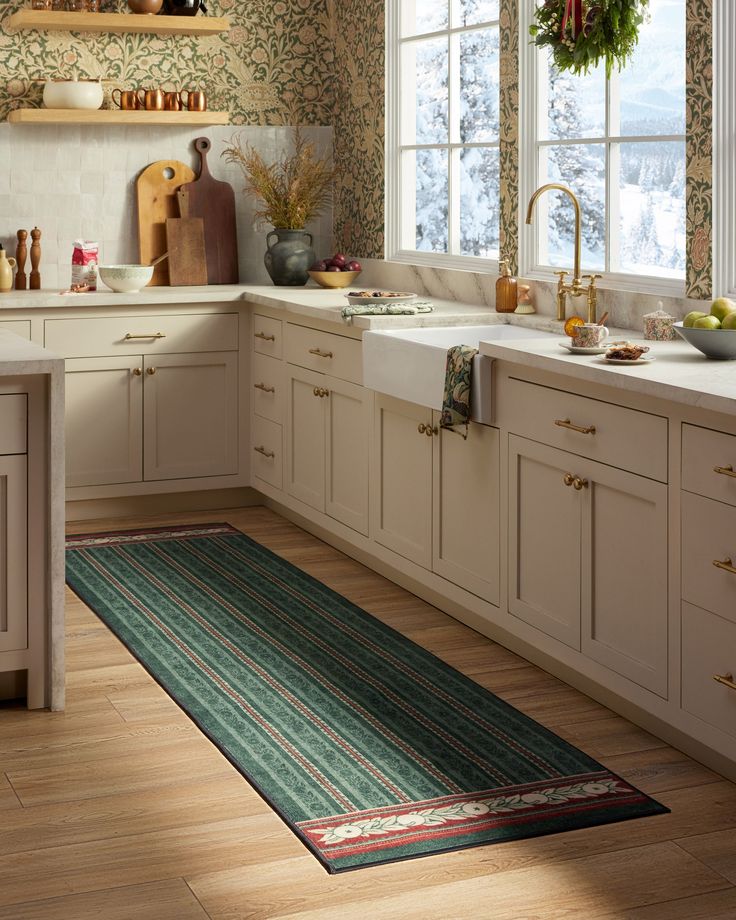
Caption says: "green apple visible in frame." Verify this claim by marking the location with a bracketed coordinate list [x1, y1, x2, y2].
[693, 315, 722, 330]
[722, 312, 736, 330]
[683, 311, 707, 328]
[710, 297, 736, 322]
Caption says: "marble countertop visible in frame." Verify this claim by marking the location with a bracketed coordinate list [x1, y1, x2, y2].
[479, 333, 736, 416]
[0, 330, 63, 377]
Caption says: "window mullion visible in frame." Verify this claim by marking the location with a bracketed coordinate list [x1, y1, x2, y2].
[448, 31, 460, 254]
[606, 69, 620, 274]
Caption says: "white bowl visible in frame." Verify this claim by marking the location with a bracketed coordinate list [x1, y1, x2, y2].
[99, 264, 154, 294]
[674, 321, 736, 360]
[43, 80, 104, 111]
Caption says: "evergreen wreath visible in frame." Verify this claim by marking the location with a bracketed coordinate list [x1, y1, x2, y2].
[530, 0, 649, 78]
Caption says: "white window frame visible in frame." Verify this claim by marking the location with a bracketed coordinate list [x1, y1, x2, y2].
[385, 0, 501, 272]
[519, 0, 687, 297]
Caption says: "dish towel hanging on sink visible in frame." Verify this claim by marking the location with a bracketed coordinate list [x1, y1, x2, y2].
[440, 345, 478, 440]
[341, 301, 435, 322]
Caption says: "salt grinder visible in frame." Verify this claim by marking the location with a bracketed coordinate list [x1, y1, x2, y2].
[30, 227, 41, 290]
[15, 230, 27, 291]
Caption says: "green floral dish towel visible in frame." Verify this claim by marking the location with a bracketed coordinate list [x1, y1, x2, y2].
[341, 301, 435, 321]
[440, 345, 478, 440]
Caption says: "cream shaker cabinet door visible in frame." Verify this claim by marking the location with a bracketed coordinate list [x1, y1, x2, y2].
[286, 367, 326, 512]
[65, 356, 143, 488]
[325, 377, 371, 536]
[0, 454, 27, 653]
[580, 459, 668, 697]
[508, 435, 581, 649]
[143, 352, 238, 482]
[433, 421, 500, 605]
[373, 395, 433, 569]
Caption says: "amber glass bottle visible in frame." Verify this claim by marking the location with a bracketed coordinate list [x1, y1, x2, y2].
[495, 259, 518, 313]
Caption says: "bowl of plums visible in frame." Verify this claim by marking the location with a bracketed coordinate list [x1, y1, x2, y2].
[308, 253, 362, 288]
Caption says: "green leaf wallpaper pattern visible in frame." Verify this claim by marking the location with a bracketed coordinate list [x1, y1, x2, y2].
[686, 0, 712, 300]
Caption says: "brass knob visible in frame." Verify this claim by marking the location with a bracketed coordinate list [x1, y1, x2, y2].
[563, 473, 575, 487]
[418, 423, 427, 434]
[132, 367, 142, 377]
[426, 425, 438, 437]
[573, 477, 589, 490]
[313, 387, 321, 397]
[146, 366, 156, 376]
[320, 388, 330, 398]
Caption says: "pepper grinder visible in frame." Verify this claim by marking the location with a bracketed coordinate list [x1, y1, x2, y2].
[29, 227, 41, 290]
[15, 230, 27, 291]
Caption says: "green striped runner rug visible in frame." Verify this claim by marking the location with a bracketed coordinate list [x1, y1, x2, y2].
[66, 523, 668, 872]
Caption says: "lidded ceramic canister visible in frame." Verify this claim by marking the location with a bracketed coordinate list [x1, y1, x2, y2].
[643, 302, 677, 341]
[0, 245, 17, 293]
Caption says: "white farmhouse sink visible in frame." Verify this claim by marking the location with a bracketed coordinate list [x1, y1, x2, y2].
[362, 324, 556, 421]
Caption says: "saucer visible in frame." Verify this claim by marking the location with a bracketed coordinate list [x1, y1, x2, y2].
[558, 340, 611, 355]
[597, 355, 656, 366]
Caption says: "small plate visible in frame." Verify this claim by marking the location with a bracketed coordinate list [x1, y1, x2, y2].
[558, 340, 610, 355]
[345, 291, 417, 306]
[598, 354, 656, 366]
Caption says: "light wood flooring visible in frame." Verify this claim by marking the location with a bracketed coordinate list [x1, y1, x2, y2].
[1, 505, 735, 919]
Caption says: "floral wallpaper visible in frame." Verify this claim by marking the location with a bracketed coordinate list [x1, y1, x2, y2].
[499, 0, 520, 276]
[329, 0, 385, 259]
[685, 0, 712, 300]
[0, 0, 333, 124]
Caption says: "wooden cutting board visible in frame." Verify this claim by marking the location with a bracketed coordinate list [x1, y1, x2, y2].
[166, 217, 207, 286]
[137, 160, 196, 286]
[177, 137, 239, 285]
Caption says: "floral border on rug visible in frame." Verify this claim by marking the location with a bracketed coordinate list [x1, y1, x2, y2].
[685, 0, 712, 300]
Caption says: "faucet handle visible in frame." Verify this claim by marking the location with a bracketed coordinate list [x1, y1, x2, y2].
[553, 270, 569, 284]
[583, 273, 603, 285]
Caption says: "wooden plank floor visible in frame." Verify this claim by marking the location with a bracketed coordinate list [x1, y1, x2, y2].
[2, 505, 735, 919]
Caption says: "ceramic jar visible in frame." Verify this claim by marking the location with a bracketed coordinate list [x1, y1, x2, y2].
[264, 229, 315, 287]
[643, 308, 677, 341]
[43, 79, 104, 110]
[0, 248, 17, 293]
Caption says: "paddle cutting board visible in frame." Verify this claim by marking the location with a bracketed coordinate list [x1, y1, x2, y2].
[166, 217, 207, 286]
[177, 137, 239, 285]
[137, 160, 196, 286]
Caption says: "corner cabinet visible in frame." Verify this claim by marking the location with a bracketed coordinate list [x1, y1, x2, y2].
[373, 393, 500, 606]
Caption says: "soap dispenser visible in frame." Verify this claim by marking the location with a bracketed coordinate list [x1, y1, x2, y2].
[0, 245, 17, 293]
[496, 259, 518, 313]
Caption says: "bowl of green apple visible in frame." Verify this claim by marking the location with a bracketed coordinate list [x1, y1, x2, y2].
[675, 298, 736, 359]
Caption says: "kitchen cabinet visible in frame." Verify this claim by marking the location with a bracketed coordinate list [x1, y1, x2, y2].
[286, 366, 370, 536]
[509, 434, 668, 696]
[373, 394, 500, 604]
[0, 453, 27, 654]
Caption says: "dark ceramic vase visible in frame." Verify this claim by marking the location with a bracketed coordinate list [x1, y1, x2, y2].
[162, 0, 207, 15]
[263, 229, 315, 286]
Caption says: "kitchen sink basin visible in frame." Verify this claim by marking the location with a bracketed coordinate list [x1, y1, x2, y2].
[362, 323, 556, 421]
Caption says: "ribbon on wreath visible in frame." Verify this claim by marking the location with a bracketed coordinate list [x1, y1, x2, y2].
[560, 0, 584, 38]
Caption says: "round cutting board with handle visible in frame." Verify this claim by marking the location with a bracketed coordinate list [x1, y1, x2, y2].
[177, 137, 239, 285]
[137, 160, 196, 286]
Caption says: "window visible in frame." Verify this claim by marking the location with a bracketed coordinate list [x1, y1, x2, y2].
[387, 0, 501, 266]
[523, 0, 686, 289]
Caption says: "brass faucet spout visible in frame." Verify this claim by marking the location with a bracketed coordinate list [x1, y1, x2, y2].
[525, 183, 583, 287]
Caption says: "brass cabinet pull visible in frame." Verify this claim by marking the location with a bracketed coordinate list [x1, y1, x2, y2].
[427, 425, 438, 437]
[146, 366, 156, 376]
[714, 673, 736, 691]
[254, 382, 275, 393]
[714, 465, 736, 479]
[132, 367, 142, 377]
[254, 331, 276, 342]
[124, 332, 166, 340]
[313, 386, 329, 398]
[563, 472, 575, 487]
[320, 388, 329, 398]
[309, 347, 333, 358]
[573, 477, 589, 491]
[418, 423, 427, 434]
[253, 445, 275, 458]
[713, 557, 736, 576]
[555, 418, 596, 435]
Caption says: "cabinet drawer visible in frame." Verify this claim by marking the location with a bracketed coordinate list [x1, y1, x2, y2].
[251, 416, 282, 490]
[285, 323, 362, 385]
[683, 424, 736, 508]
[45, 313, 238, 358]
[0, 395, 27, 455]
[682, 602, 736, 740]
[500, 377, 668, 481]
[0, 321, 31, 339]
[682, 490, 736, 624]
[252, 353, 284, 424]
[253, 314, 283, 359]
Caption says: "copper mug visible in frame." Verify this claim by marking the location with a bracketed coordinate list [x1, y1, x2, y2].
[180, 90, 207, 112]
[138, 88, 165, 111]
[164, 91, 182, 111]
[112, 88, 140, 111]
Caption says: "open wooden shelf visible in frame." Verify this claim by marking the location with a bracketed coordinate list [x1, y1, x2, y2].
[7, 108, 230, 126]
[7, 9, 230, 36]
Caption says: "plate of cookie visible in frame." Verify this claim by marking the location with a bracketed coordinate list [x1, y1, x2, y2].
[345, 290, 418, 305]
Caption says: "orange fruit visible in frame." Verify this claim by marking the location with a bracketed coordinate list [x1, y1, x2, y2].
[564, 315, 585, 338]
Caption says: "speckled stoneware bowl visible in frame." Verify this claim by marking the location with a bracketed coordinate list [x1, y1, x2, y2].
[674, 321, 736, 360]
[98, 264, 154, 294]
